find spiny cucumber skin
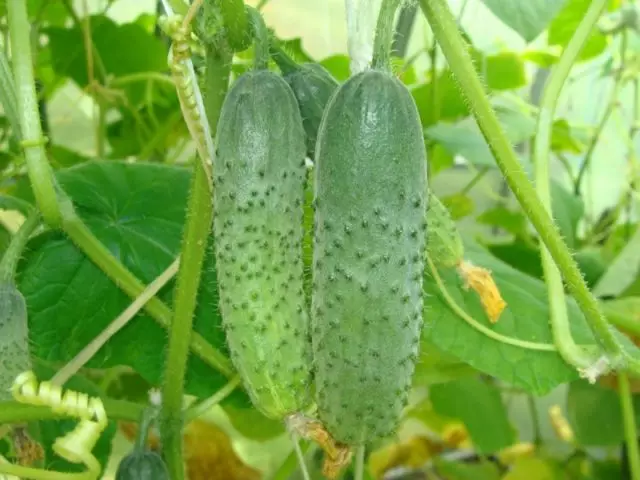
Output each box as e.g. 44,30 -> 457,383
0,282 -> 30,401
284,63 -> 339,157
426,192 -> 464,268
213,70 -> 311,420
312,70 -> 428,445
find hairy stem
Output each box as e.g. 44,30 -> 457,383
372,0 -> 402,70
418,0 -> 627,370
184,375 -> 241,422
247,7 -> 270,70
0,211 -> 40,282
620,372 -> 640,480
534,0 -> 616,371
7,0 -> 61,228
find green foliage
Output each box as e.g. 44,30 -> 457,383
479,0 -> 569,41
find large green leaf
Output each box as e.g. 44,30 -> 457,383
423,239 -> 595,395
17,162 -> 239,401
480,0 -> 568,42
567,379 -> 640,446
425,97 -> 535,167
548,0 -> 609,61
594,226 -> 640,298
430,377 -> 515,453
412,52 -> 527,127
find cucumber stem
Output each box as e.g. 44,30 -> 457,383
532,0 -> 620,371
354,445 -> 366,480
7,0 -> 61,228
619,372 -> 640,480
372,0 -> 403,70
269,39 -> 300,75
247,7 -> 270,70
0,211 -> 40,283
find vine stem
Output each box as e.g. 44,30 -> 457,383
9,0 -> 233,379
51,258 -> 180,386
354,445 -> 366,480
372,0 -> 402,69
418,0 -> 630,372
0,398 -> 142,424
159,1 -> 229,477
7,0 -> 60,228
619,372 -> 640,480
0,211 -> 40,282
534,0 -> 612,371
183,375 -> 241,422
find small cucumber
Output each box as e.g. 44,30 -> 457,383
284,64 -> 339,157
426,191 -> 464,268
312,69 -> 428,445
212,69 -> 311,419
271,44 -> 339,157
0,282 -> 30,401
116,451 -> 169,480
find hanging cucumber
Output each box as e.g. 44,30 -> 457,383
426,191 -> 464,268
271,42 -> 339,158
212,8 -> 311,419
311,0 -> 428,445
0,213 -> 38,402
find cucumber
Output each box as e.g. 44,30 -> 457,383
212,69 -> 311,419
0,282 -> 30,401
116,451 -> 169,480
312,69 -> 428,445
284,64 -> 339,157
426,191 -> 464,268
271,44 -> 339,158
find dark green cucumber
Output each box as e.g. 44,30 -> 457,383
284,64 -> 339,157
271,44 -> 339,157
212,69 -> 311,419
312,70 -> 428,445
426,191 -> 464,268
0,281 -> 30,401
116,451 -> 169,480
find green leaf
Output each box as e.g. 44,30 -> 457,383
476,205 -> 528,238
425,100 -> 535,167
46,15 -> 168,102
574,248 -> 607,289
222,404 -> 285,441
319,54 -> 351,82
551,119 -> 588,154
503,457 -> 559,479
423,239 -> 595,395
413,340 -> 478,386
548,0 -> 609,61
434,459 -> 501,480
18,162 -> 241,402
479,0 -> 568,41
0,0 -> 69,26
567,379 -> 640,446
522,48 -> 561,67
485,242 -> 544,279
593,225 -> 640,297
601,297 -> 640,337
413,52 -> 527,127
441,193 -> 475,220
431,377 -> 515,453
550,181 -> 584,249
48,145 -> 91,169
429,143 -> 455,176
32,362 -> 116,475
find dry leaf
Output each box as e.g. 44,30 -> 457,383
11,426 -> 43,467
119,419 -> 260,480
286,413 -> 353,479
457,260 -> 507,323
369,436 -> 442,479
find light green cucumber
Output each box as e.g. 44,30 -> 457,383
0,281 -> 30,401
312,69 -> 428,445
426,191 -> 464,268
212,68 -> 311,420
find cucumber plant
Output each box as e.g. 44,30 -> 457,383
1,0 -> 640,480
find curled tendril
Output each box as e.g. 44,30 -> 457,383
8,371 -> 108,479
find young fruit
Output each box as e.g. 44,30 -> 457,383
0,282 -> 30,401
426,191 -> 464,268
115,451 -> 169,480
271,44 -> 339,157
312,69 -> 428,445
212,69 -> 311,420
